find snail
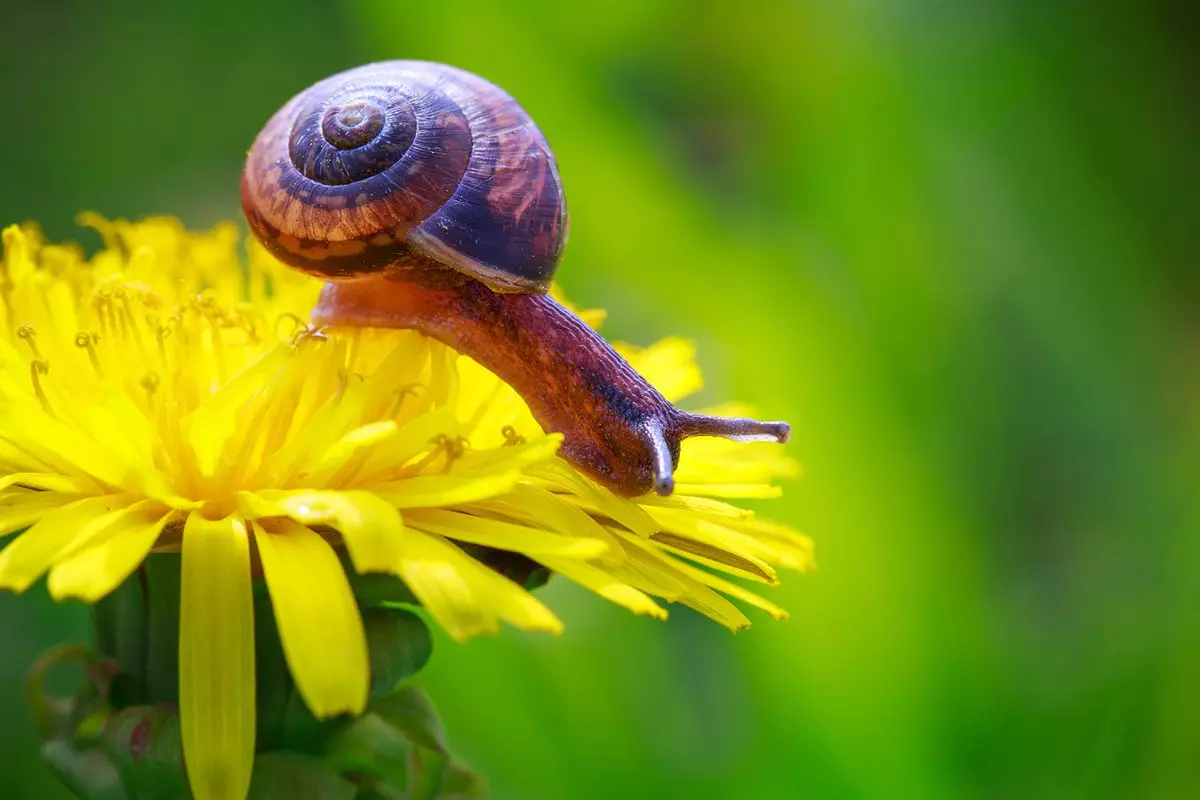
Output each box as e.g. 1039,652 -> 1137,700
242,61 -> 789,497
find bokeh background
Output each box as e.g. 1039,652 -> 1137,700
2,1 -> 1198,797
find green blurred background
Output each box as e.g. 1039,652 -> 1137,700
3,0 -> 1197,797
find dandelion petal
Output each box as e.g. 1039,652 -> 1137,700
48,507 -> 171,602
254,519 -> 368,718
406,508 -> 609,559
244,489 -> 405,574
372,472 -> 523,509
0,473 -> 96,494
0,492 -> 82,538
397,529 -> 562,642
180,514 -> 255,800
0,495 -> 132,593
541,556 -> 667,620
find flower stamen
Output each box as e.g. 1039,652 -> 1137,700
75,331 -> 104,378
16,324 -> 41,360
275,312 -> 307,340
140,371 -> 160,402
29,360 -> 52,415
388,383 -> 422,417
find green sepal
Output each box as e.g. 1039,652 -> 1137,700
437,760 -> 489,799
370,689 -> 449,800
326,688 -> 484,799
364,607 -> 433,698
522,567 -> 552,592
278,683 -> 353,754
371,687 -> 446,755
98,705 -> 190,799
406,745 -> 448,800
348,570 -> 419,608
323,713 -> 414,788
247,752 -> 356,800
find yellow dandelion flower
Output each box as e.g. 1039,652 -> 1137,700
0,217 -> 812,800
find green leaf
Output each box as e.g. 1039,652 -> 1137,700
363,607 -> 433,698
247,752 -> 356,800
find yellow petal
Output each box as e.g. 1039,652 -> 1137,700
239,490 -> 404,574
371,472 -> 524,509
539,555 -> 667,620
301,420 -> 398,486
735,517 -> 816,571
0,473 -> 98,494
75,388 -> 156,478
636,493 -> 754,520
406,508 -> 608,559
254,519 -> 368,717
464,484 -> 622,554
650,505 -> 805,573
2,225 -> 35,283
529,459 -> 659,538
355,405 -> 459,483
0,492 -> 80,538
0,406 -> 134,490
0,494 -> 134,592
181,345 -> 290,477
394,529 -> 562,642
669,558 -> 790,621
649,525 -> 778,584
613,530 -> 751,630
258,358 -> 370,487
450,434 -> 561,474
180,514 -> 255,800
48,508 -> 171,602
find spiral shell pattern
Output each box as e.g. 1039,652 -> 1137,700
241,61 -> 569,292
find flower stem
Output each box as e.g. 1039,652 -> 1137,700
142,554 -> 184,707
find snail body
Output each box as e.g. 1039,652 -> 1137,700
243,61 -> 788,497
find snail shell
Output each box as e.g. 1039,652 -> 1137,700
241,61 -> 569,292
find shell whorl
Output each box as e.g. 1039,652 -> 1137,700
241,61 -> 569,292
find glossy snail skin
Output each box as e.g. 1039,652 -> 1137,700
243,61 -> 789,496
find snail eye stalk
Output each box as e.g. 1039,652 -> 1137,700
641,421 -> 677,496
678,414 -> 792,444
